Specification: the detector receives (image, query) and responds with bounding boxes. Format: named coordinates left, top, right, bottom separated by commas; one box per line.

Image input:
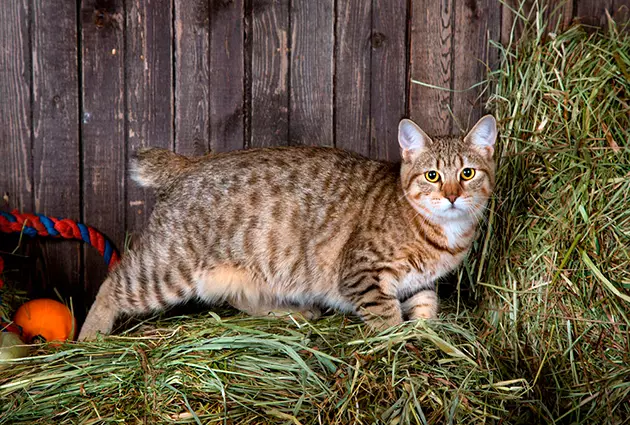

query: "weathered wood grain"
left=501, top=0, right=574, bottom=46
left=613, top=0, right=630, bottom=23
left=290, top=0, right=334, bottom=146
left=575, top=0, right=615, bottom=27
left=0, top=1, right=32, bottom=212
left=371, top=0, right=408, bottom=160
left=80, top=0, right=126, bottom=302
left=453, top=0, right=501, bottom=132
left=409, top=0, right=454, bottom=136
left=548, top=0, right=576, bottom=31
left=250, top=0, right=290, bottom=147
left=335, top=0, right=371, bottom=156
left=174, top=0, right=210, bottom=156
left=210, top=0, right=245, bottom=152
left=126, top=0, right=173, bottom=234
left=31, top=1, right=82, bottom=301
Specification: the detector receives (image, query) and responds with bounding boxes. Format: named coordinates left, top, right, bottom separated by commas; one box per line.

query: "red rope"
left=0, top=210, right=121, bottom=288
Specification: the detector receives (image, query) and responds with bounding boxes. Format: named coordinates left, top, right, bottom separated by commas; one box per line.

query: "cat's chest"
left=441, top=220, right=475, bottom=248
left=395, top=243, right=469, bottom=298
left=400, top=252, right=464, bottom=285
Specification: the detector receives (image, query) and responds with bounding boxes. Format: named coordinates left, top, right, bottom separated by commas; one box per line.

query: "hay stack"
left=478, top=14, right=630, bottom=424
left=1, top=12, right=629, bottom=425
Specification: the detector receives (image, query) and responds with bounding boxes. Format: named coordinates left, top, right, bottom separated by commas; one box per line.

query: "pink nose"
left=446, top=195, right=458, bottom=204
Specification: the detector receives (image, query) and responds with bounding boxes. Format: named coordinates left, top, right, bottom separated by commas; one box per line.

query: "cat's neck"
left=440, top=217, right=477, bottom=249
left=404, top=204, right=477, bottom=252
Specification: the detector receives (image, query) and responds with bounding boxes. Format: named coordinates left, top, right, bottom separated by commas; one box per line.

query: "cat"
left=78, top=115, right=496, bottom=340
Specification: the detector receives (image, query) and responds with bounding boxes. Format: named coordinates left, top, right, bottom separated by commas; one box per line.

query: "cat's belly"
left=194, top=248, right=465, bottom=314
left=270, top=274, right=355, bottom=312
left=194, top=261, right=349, bottom=309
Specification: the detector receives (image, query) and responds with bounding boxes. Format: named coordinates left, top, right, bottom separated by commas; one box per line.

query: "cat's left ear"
left=398, top=119, right=431, bottom=162
left=465, top=115, right=497, bottom=158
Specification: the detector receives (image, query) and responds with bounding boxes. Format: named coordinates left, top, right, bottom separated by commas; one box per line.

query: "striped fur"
left=79, top=116, right=497, bottom=340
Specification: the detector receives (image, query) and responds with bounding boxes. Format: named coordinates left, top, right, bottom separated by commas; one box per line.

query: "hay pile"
left=2, top=13, right=629, bottom=425
left=478, top=14, right=630, bottom=424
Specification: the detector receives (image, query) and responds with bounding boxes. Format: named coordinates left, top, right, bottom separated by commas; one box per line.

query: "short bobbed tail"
left=130, top=148, right=194, bottom=189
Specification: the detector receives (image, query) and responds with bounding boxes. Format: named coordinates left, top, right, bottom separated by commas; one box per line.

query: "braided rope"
left=0, top=210, right=120, bottom=289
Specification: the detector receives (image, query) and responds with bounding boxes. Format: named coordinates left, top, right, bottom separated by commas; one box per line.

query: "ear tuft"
left=398, top=119, right=430, bottom=162
left=465, top=115, right=497, bottom=157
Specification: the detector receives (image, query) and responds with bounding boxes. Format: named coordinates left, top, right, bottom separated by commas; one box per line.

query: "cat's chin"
left=430, top=199, right=488, bottom=223
left=413, top=203, right=473, bottom=223
left=436, top=206, right=472, bottom=222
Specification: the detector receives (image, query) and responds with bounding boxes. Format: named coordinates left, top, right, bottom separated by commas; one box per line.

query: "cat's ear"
left=398, top=119, right=431, bottom=162
left=465, top=115, right=497, bottom=158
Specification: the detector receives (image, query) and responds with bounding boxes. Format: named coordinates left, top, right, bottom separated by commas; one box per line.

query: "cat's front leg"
left=401, top=283, right=438, bottom=321
left=340, top=269, right=404, bottom=331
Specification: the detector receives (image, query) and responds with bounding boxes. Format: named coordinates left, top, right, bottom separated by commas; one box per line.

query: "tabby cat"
left=78, top=115, right=496, bottom=340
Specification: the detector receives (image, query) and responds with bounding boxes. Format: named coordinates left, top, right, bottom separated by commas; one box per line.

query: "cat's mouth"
left=444, top=206, right=464, bottom=215
left=438, top=202, right=470, bottom=219
left=416, top=198, right=474, bottom=221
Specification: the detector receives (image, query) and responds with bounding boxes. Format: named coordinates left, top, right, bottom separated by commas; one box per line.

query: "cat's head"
left=398, top=115, right=497, bottom=223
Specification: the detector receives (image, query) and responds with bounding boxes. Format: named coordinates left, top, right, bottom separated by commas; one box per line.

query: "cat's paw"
left=297, top=306, right=323, bottom=321
left=267, top=305, right=323, bottom=322
left=407, top=303, right=438, bottom=320
left=402, top=289, right=438, bottom=321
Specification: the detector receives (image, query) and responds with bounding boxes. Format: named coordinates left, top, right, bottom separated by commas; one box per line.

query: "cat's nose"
left=446, top=194, right=458, bottom=204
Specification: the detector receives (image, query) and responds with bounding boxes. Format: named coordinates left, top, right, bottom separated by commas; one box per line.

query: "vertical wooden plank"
left=31, top=2, right=81, bottom=300
left=290, top=0, right=334, bottom=146
left=409, top=0, right=453, bottom=135
left=209, top=0, right=245, bottom=152
left=613, top=0, right=630, bottom=24
left=126, top=0, right=173, bottom=234
left=371, top=0, right=408, bottom=160
left=500, top=0, right=526, bottom=50
left=174, top=0, right=209, bottom=156
left=452, top=0, right=500, bottom=132
left=547, top=0, right=574, bottom=32
left=335, top=0, right=371, bottom=156
left=501, top=1, right=574, bottom=46
left=575, top=0, right=615, bottom=27
left=0, top=1, right=32, bottom=213
left=80, top=0, right=126, bottom=301
left=250, top=0, right=290, bottom=148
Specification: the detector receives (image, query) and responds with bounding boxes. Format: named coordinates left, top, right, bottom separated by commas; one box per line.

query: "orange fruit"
left=13, top=299, right=76, bottom=343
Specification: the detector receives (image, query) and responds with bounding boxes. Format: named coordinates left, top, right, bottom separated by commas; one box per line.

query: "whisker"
left=398, top=190, right=411, bottom=201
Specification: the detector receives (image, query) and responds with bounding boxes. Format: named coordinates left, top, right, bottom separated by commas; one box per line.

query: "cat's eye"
left=460, top=168, right=475, bottom=181
left=424, top=170, right=440, bottom=183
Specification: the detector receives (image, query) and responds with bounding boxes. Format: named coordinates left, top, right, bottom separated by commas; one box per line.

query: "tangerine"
left=13, top=299, right=76, bottom=343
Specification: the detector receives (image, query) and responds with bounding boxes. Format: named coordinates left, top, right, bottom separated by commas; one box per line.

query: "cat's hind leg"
left=78, top=275, right=119, bottom=340
left=79, top=251, right=199, bottom=340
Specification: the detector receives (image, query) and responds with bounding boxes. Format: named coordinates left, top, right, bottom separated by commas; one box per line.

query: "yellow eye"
left=460, top=168, right=475, bottom=181
left=424, top=170, right=440, bottom=183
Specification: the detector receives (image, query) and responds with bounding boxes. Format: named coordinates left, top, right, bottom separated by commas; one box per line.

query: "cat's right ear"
left=398, top=119, right=430, bottom=162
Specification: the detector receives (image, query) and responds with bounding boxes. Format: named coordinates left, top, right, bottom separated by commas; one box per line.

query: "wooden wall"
left=0, top=0, right=625, bottom=317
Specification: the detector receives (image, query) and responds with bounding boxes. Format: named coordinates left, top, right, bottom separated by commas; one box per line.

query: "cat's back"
left=191, top=146, right=388, bottom=182
left=170, top=146, right=398, bottom=207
